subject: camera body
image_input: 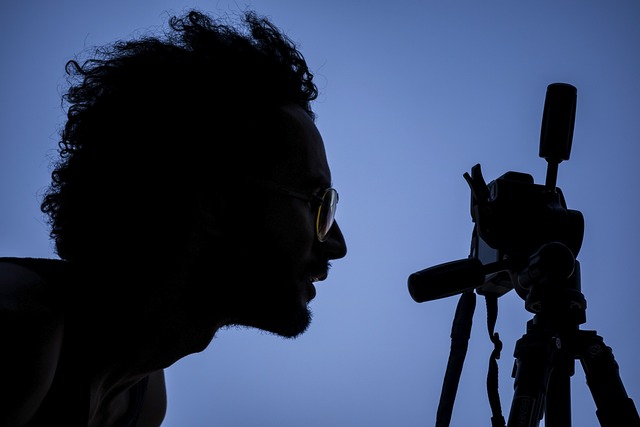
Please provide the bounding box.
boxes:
[408,83,582,304]
[466,164,584,300]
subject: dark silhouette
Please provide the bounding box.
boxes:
[0,9,347,427]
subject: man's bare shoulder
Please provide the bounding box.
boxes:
[0,260,59,314]
[0,260,66,426]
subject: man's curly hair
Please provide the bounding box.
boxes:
[40,9,318,263]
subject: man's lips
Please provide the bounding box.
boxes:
[306,269,328,301]
[310,273,327,283]
[307,280,317,301]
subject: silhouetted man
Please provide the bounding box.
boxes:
[0,9,347,426]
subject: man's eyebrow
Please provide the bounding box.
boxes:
[307,179,333,192]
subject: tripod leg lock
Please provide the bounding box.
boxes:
[577,331,640,426]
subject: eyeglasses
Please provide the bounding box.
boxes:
[248,178,338,242]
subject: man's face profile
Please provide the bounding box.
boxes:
[197,104,347,339]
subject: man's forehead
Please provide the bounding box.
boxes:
[270,104,331,187]
[277,103,318,139]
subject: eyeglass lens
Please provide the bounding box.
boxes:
[317,188,338,242]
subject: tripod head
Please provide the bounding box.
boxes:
[408,83,584,307]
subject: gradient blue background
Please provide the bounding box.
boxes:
[2,1,639,426]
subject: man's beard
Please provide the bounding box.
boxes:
[223,283,313,338]
[185,236,315,339]
[183,269,314,339]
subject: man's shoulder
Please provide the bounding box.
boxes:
[0,257,67,314]
[0,258,67,427]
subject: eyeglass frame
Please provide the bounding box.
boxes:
[246,177,339,242]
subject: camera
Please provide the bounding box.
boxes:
[408,83,582,304]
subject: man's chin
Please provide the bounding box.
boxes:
[231,305,312,339]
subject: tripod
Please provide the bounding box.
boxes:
[426,247,640,427]
[407,83,640,426]
[506,247,639,427]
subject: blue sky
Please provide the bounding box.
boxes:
[2,1,639,426]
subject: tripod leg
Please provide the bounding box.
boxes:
[544,354,573,427]
[576,330,640,427]
[507,322,560,427]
